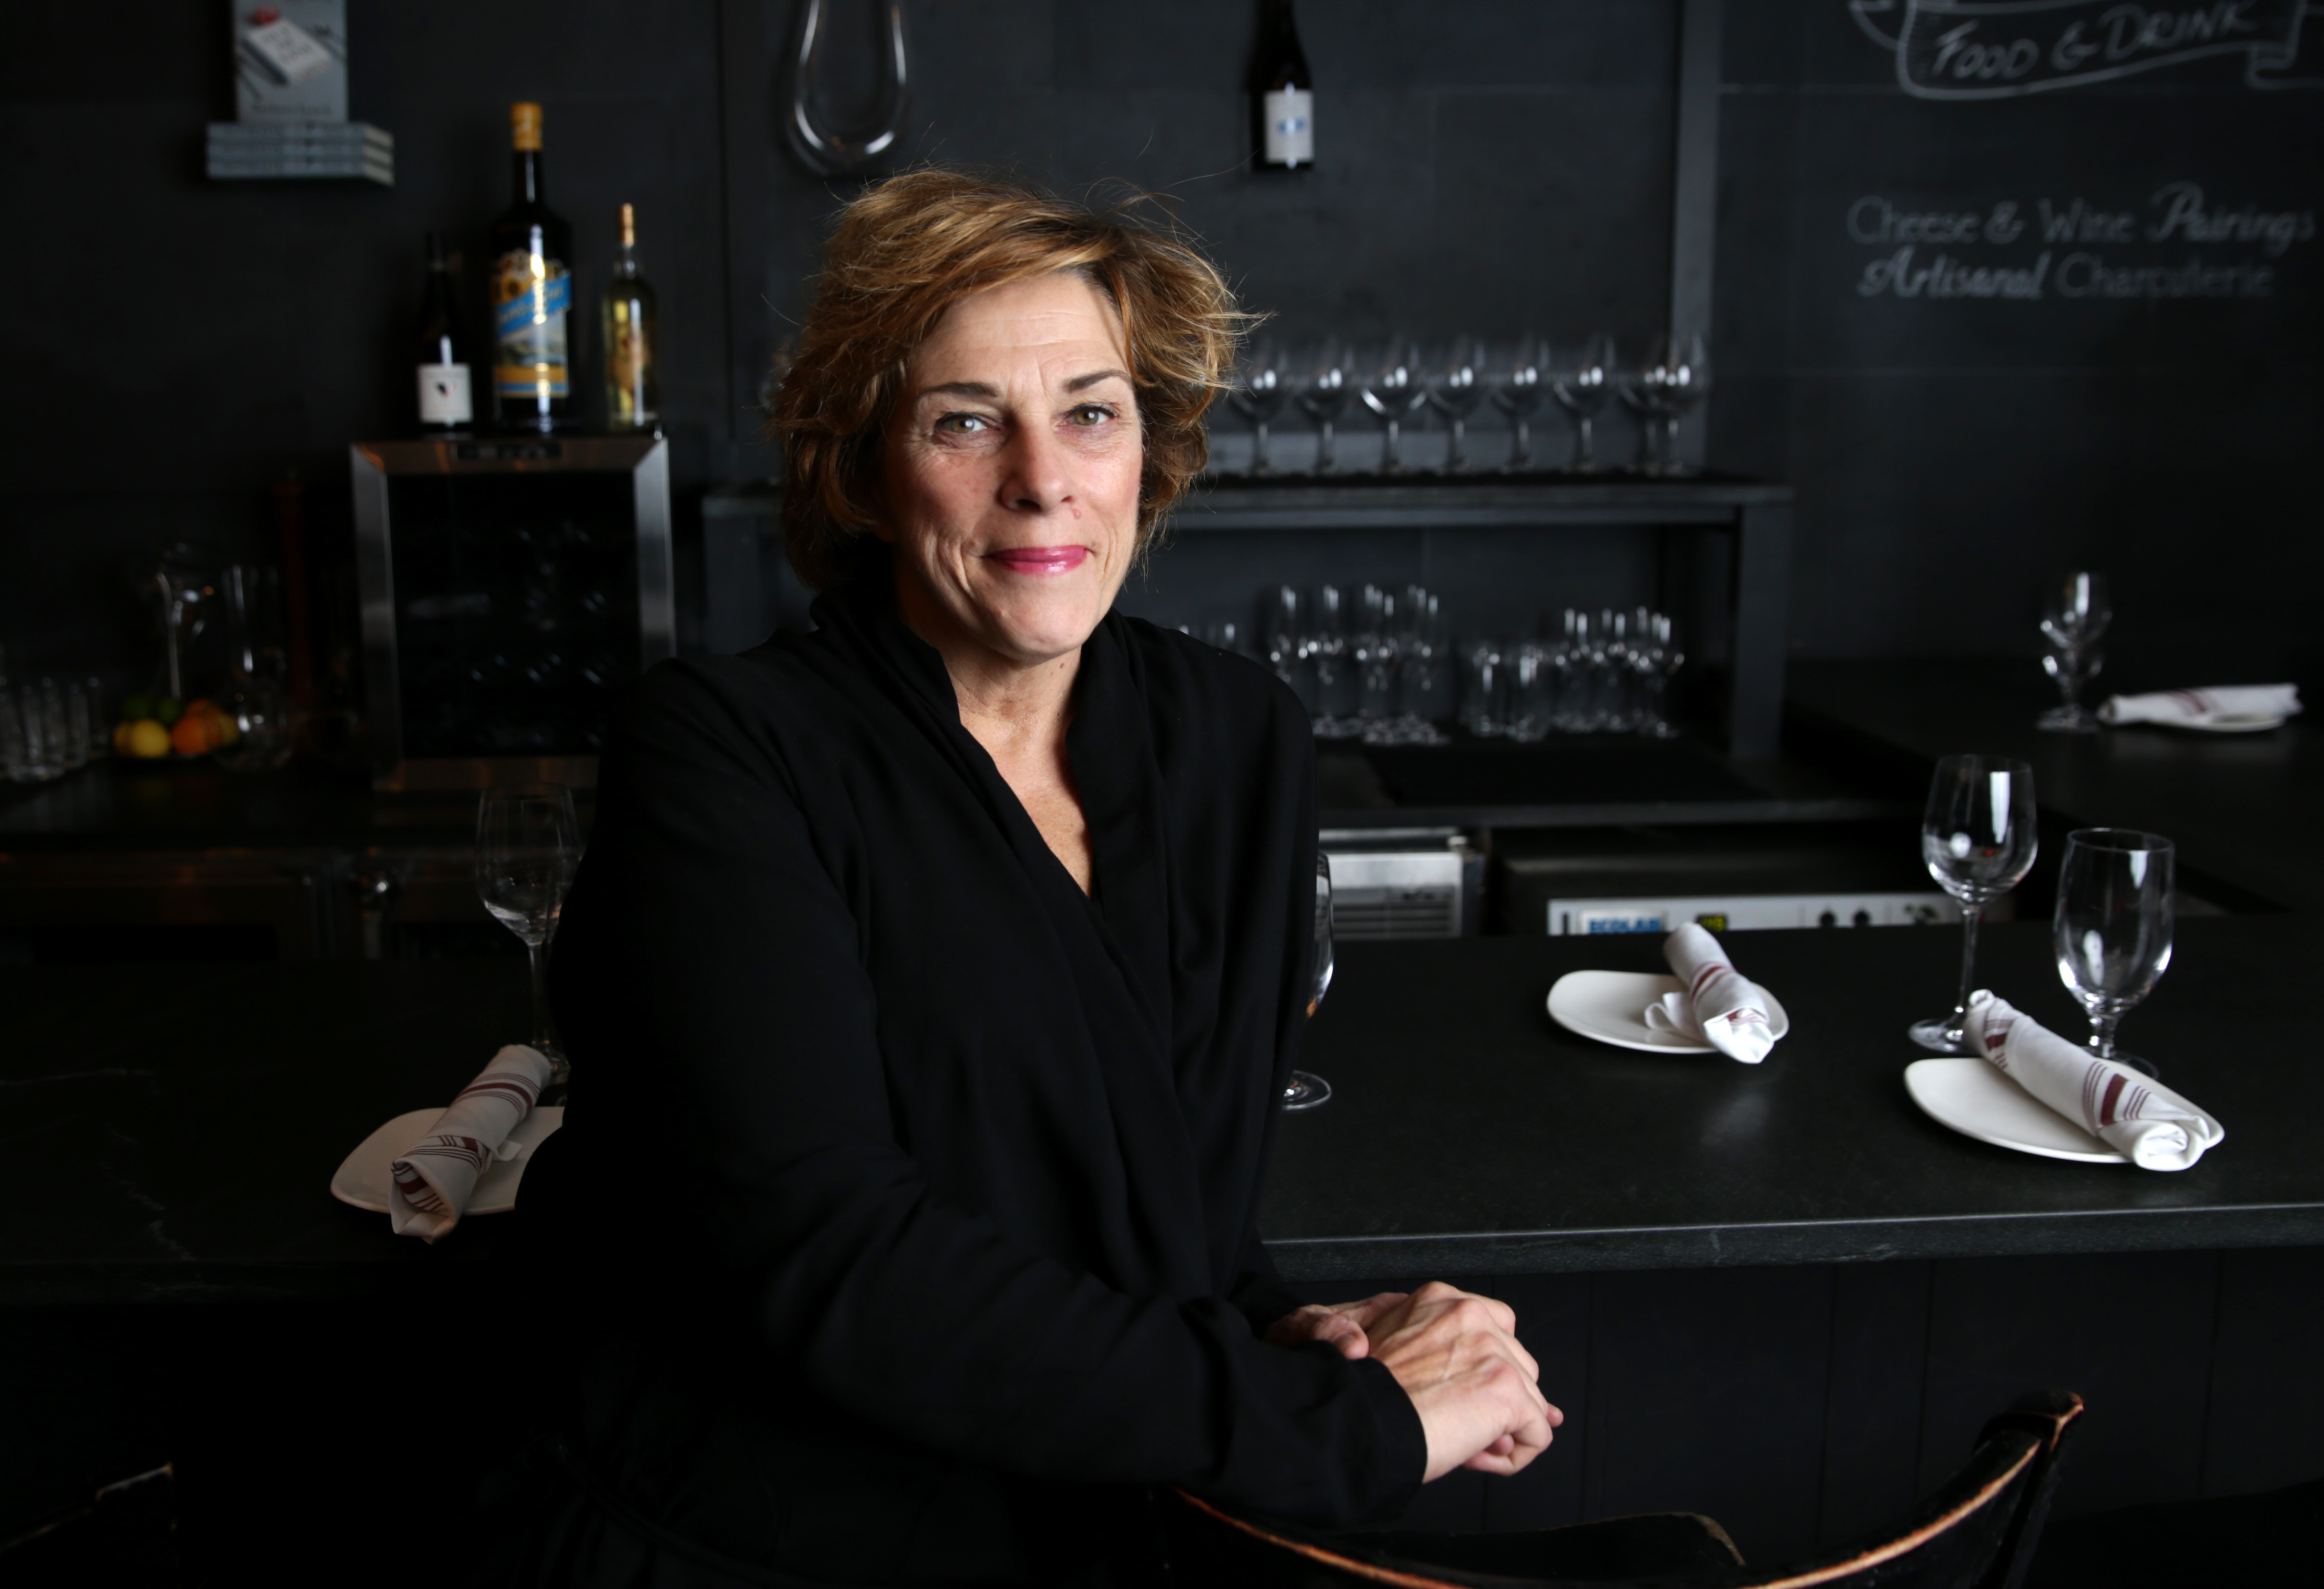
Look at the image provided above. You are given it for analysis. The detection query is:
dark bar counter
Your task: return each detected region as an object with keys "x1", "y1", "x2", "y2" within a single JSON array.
[{"x1": 7, "y1": 915, "x2": 2317, "y2": 1306}]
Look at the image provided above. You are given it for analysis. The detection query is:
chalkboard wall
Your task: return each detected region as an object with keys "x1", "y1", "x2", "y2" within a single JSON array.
[{"x1": 1, "y1": 1, "x2": 2316, "y2": 697}]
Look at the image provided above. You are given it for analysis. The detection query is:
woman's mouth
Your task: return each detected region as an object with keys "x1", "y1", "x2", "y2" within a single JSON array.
[{"x1": 986, "y1": 546, "x2": 1090, "y2": 575}]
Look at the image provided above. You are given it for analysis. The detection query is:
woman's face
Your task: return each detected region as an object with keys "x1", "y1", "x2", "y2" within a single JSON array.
[{"x1": 879, "y1": 271, "x2": 1142, "y2": 669}]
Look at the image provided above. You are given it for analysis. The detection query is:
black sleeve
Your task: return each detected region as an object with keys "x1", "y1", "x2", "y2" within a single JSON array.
[{"x1": 554, "y1": 665, "x2": 1425, "y2": 1528}]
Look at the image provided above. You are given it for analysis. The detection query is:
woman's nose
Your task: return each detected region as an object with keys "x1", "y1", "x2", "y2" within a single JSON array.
[{"x1": 998, "y1": 422, "x2": 1074, "y2": 513}]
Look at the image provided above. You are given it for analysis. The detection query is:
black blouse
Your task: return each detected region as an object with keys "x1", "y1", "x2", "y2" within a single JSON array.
[{"x1": 535, "y1": 576, "x2": 1424, "y2": 1584}]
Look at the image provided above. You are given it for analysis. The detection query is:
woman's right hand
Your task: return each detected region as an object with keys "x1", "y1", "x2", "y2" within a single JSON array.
[{"x1": 1366, "y1": 1281, "x2": 1563, "y2": 1482}]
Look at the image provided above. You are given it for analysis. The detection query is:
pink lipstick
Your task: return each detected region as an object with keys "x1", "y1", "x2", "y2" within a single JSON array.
[{"x1": 987, "y1": 546, "x2": 1089, "y2": 575}]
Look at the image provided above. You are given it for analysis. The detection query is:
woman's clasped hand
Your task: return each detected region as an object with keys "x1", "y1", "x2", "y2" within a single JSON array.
[{"x1": 1266, "y1": 1282, "x2": 1564, "y2": 1480}]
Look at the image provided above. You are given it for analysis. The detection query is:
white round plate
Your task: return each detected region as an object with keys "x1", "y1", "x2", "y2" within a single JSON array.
[
  {"x1": 1904, "y1": 1060, "x2": 2126, "y2": 1164},
  {"x1": 329, "y1": 1105, "x2": 565, "y2": 1215},
  {"x1": 2176, "y1": 714, "x2": 2287, "y2": 734},
  {"x1": 1545, "y1": 970, "x2": 1791, "y2": 1054}
]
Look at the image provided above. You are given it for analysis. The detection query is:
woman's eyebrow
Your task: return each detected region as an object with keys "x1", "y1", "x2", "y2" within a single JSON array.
[
  {"x1": 1066, "y1": 368, "x2": 1131, "y2": 393},
  {"x1": 915, "y1": 380, "x2": 1000, "y2": 401}
]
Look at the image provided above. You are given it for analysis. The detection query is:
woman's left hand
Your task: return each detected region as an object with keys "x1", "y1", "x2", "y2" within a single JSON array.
[{"x1": 1264, "y1": 1293, "x2": 1412, "y2": 1361}]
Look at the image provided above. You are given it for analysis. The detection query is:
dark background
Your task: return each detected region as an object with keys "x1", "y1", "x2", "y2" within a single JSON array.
[{"x1": 2, "y1": 0, "x2": 2316, "y2": 693}]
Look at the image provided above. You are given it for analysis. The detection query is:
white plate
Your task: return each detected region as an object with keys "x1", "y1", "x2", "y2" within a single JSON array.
[
  {"x1": 2175, "y1": 714, "x2": 2287, "y2": 734},
  {"x1": 1545, "y1": 970, "x2": 1791, "y2": 1054},
  {"x1": 1904, "y1": 1060, "x2": 2127, "y2": 1164},
  {"x1": 329, "y1": 1106, "x2": 565, "y2": 1215}
]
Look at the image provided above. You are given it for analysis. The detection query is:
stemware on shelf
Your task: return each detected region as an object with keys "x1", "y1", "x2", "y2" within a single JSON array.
[
  {"x1": 1489, "y1": 337, "x2": 1549, "y2": 472},
  {"x1": 1910, "y1": 755, "x2": 2039, "y2": 1055},
  {"x1": 1359, "y1": 342, "x2": 1425, "y2": 474},
  {"x1": 1652, "y1": 333, "x2": 1712, "y2": 477},
  {"x1": 1549, "y1": 333, "x2": 1615, "y2": 472},
  {"x1": 1229, "y1": 340, "x2": 1289, "y2": 475},
  {"x1": 1634, "y1": 612, "x2": 1684, "y2": 738},
  {"x1": 1282, "y1": 850, "x2": 1335, "y2": 1111},
  {"x1": 1504, "y1": 641, "x2": 1552, "y2": 743},
  {"x1": 1264, "y1": 585, "x2": 1319, "y2": 718},
  {"x1": 1425, "y1": 336, "x2": 1487, "y2": 473},
  {"x1": 1309, "y1": 583, "x2": 1360, "y2": 737},
  {"x1": 1397, "y1": 586, "x2": 1453, "y2": 744},
  {"x1": 1458, "y1": 638, "x2": 1508, "y2": 737},
  {"x1": 2037, "y1": 570, "x2": 2112, "y2": 734},
  {"x1": 1296, "y1": 339, "x2": 1354, "y2": 474},
  {"x1": 475, "y1": 781, "x2": 582, "y2": 1102},
  {"x1": 1353, "y1": 584, "x2": 1400, "y2": 738},
  {"x1": 2054, "y1": 828, "x2": 2174, "y2": 1078}
]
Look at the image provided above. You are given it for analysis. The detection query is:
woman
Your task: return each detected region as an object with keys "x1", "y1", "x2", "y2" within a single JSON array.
[{"x1": 522, "y1": 170, "x2": 1558, "y2": 1586}]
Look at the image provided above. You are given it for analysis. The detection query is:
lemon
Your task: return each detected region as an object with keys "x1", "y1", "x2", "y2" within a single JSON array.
[{"x1": 126, "y1": 719, "x2": 173, "y2": 758}]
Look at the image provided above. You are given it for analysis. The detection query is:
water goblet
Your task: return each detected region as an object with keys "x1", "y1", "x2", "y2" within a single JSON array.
[
  {"x1": 2036, "y1": 571, "x2": 2111, "y2": 733},
  {"x1": 1230, "y1": 340, "x2": 1289, "y2": 475},
  {"x1": 1425, "y1": 336, "x2": 1486, "y2": 473},
  {"x1": 1297, "y1": 339, "x2": 1354, "y2": 474},
  {"x1": 1550, "y1": 333, "x2": 1615, "y2": 472},
  {"x1": 1359, "y1": 342, "x2": 1425, "y2": 474},
  {"x1": 476, "y1": 781, "x2": 582, "y2": 1101},
  {"x1": 1490, "y1": 337, "x2": 1549, "y2": 471},
  {"x1": 1282, "y1": 851, "x2": 1335, "y2": 1110},
  {"x1": 1909, "y1": 755, "x2": 2039, "y2": 1054},
  {"x1": 2054, "y1": 829, "x2": 2174, "y2": 1078}
]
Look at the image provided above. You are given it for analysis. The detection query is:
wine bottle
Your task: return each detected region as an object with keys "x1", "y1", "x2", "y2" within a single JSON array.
[
  {"x1": 1254, "y1": 0, "x2": 1314, "y2": 172},
  {"x1": 415, "y1": 231, "x2": 472, "y2": 434},
  {"x1": 601, "y1": 204, "x2": 661, "y2": 432},
  {"x1": 489, "y1": 102, "x2": 576, "y2": 433}
]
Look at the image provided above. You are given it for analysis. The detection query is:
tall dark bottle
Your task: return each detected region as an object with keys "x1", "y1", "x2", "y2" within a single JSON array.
[
  {"x1": 415, "y1": 231, "x2": 473, "y2": 434},
  {"x1": 489, "y1": 102, "x2": 576, "y2": 433},
  {"x1": 1253, "y1": 0, "x2": 1314, "y2": 172}
]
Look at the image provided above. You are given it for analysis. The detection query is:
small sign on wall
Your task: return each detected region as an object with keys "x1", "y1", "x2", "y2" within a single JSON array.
[{"x1": 232, "y1": 1, "x2": 349, "y2": 124}]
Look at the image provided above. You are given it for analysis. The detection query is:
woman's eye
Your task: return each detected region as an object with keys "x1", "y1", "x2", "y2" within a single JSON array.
[
  {"x1": 935, "y1": 412, "x2": 991, "y2": 434},
  {"x1": 1068, "y1": 405, "x2": 1114, "y2": 427}
]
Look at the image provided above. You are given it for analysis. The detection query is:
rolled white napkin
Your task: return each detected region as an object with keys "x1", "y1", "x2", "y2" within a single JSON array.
[
  {"x1": 1961, "y1": 992, "x2": 2224, "y2": 1171},
  {"x1": 388, "y1": 1045, "x2": 553, "y2": 1243},
  {"x1": 1643, "y1": 923, "x2": 1777, "y2": 1064},
  {"x1": 2098, "y1": 685, "x2": 2300, "y2": 728}
]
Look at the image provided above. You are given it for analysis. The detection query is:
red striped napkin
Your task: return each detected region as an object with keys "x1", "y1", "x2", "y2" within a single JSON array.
[
  {"x1": 1644, "y1": 923, "x2": 1777, "y2": 1064},
  {"x1": 2097, "y1": 685, "x2": 2299, "y2": 727},
  {"x1": 388, "y1": 1046, "x2": 553, "y2": 1243},
  {"x1": 1961, "y1": 992, "x2": 2224, "y2": 1171}
]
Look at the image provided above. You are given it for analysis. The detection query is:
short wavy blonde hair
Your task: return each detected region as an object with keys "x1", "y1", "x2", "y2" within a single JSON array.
[{"x1": 768, "y1": 168, "x2": 1245, "y2": 590}]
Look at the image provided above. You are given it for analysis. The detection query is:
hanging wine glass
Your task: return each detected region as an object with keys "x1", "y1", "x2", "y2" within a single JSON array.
[{"x1": 1283, "y1": 850, "x2": 1334, "y2": 1111}]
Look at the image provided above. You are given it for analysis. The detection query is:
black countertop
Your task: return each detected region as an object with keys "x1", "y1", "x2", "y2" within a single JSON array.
[
  {"x1": 1262, "y1": 916, "x2": 2321, "y2": 1281},
  {"x1": 7, "y1": 915, "x2": 2315, "y2": 1305},
  {"x1": 1787, "y1": 659, "x2": 2321, "y2": 911}
]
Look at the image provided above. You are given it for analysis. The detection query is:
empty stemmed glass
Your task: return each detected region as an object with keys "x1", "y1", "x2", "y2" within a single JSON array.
[
  {"x1": 2054, "y1": 829, "x2": 2174, "y2": 1078},
  {"x1": 1490, "y1": 337, "x2": 1549, "y2": 472},
  {"x1": 1549, "y1": 334, "x2": 1614, "y2": 472},
  {"x1": 2037, "y1": 571, "x2": 2111, "y2": 733},
  {"x1": 1309, "y1": 583, "x2": 1360, "y2": 737},
  {"x1": 1425, "y1": 336, "x2": 1486, "y2": 473},
  {"x1": 1633, "y1": 612, "x2": 1684, "y2": 738},
  {"x1": 1622, "y1": 333, "x2": 1711, "y2": 475},
  {"x1": 1283, "y1": 851, "x2": 1334, "y2": 1111},
  {"x1": 1297, "y1": 339, "x2": 1354, "y2": 473},
  {"x1": 1359, "y1": 342, "x2": 1425, "y2": 474},
  {"x1": 476, "y1": 781, "x2": 581, "y2": 1101},
  {"x1": 1911, "y1": 755, "x2": 2039, "y2": 1054},
  {"x1": 1230, "y1": 340, "x2": 1289, "y2": 475}
]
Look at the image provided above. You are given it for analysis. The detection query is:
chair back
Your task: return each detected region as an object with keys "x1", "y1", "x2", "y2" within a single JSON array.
[{"x1": 1163, "y1": 1390, "x2": 2083, "y2": 1589}]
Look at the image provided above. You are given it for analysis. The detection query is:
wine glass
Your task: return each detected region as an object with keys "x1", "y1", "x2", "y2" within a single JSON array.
[
  {"x1": 1425, "y1": 336, "x2": 1486, "y2": 473},
  {"x1": 1550, "y1": 334, "x2": 1614, "y2": 472},
  {"x1": 1359, "y1": 341, "x2": 1424, "y2": 473},
  {"x1": 1634, "y1": 612, "x2": 1684, "y2": 738},
  {"x1": 476, "y1": 782, "x2": 582, "y2": 1101},
  {"x1": 1489, "y1": 337, "x2": 1549, "y2": 472},
  {"x1": 1910, "y1": 755, "x2": 2039, "y2": 1053},
  {"x1": 1297, "y1": 338, "x2": 1353, "y2": 474},
  {"x1": 2054, "y1": 829, "x2": 2174, "y2": 1078},
  {"x1": 1283, "y1": 850, "x2": 1334, "y2": 1110},
  {"x1": 1354, "y1": 585, "x2": 1401, "y2": 741},
  {"x1": 2037, "y1": 571, "x2": 2112, "y2": 734},
  {"x1": 1309, "y1": 584, "x2": 1360, "y2": 738},
  {"x1": 1652, "y1": 332, "x2": 1711, "y2": 477},
  {"x1": 1230, "y1": 340, "x2": 1288, "y2": 475}
]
